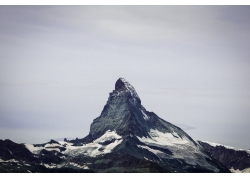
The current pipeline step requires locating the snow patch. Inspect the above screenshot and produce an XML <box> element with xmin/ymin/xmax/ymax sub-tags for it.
<box><xmin>43</xmin><ymin>163</ymin><xmax>57</xmax><ymax>169</ymax></box>
<box><xmin>64</xmin><ymin>130</ymin><xmax>123</xmax><ymax>157</ymax></box>
<box><xmin>60</xmin><ymin>156</ymin><xmax>67</xmax><ymax>159</ymax></box>
<box><xmin>44</xmin><ymin>148</ymin><xmax>61</xmax><ymax>152</ymax></box>
<box><xmin>137</xmin><ymin>129</ymin><xmax>190</xmax><ymax>146</ymax></box>
<box><xmin>138</xmin><ymin>145</ymin><xmax>163</xmax><ymax>155</ymax></box>
<box><xmin>230</xmin><ymin>167</ymin><xmax>250</xmax><ymax>173</ymax></box>
<box><xmin>141</xmin><ymin>110</ymin><xmax>149</xmax><ymax>120</ymax></box>
<box><xmin>25</xmin><ymin>141</ymin><xmax>66</xmax><ymax>154</ymax></box>
<box><xmin>202</xmin><ymin>141</ymin><xmax>250</xmax><ymax>154</ymax></box>
<box><xmin>45</xmin><ymin>143</ymin><xmax>60</xmax><ymax>148</ymax></box>
<box><xmin>0</xmin><ymin>159</ymin><xmax>19</xmax><ymax>163</ymax></box>
<box><xmin>69</xmin><ymin>162</ymin><xmax>89</xmax><ymax>169</ymax></box>
<box><xmin>25</xmin><ymin>144</ymin><xmax>44</xmax><ymax>154</ymax></box>
<box><xmin>94</xmin><ymin>130</ymin><xmax>122</xmax><ymax>144</ymax></box>
<box><xmin>7</xmin><ymin>159</ymin><xmax>19</xmax><ymax>163</ymax></box>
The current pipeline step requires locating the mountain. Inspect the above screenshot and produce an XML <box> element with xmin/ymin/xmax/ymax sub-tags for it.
<box><xmin>0</xmin><ymin>139</ymin><xmax>94</xmax><ymax>173</ymax></box>
<box><xmin>0</xmin><ymin>78</ymin><xmax>230</xmax><ymax>173</ymax></box>
<box><xmin>198</xmin><ymin>141</ymin><xmax>250</xmax><ymax>173</ymax></box>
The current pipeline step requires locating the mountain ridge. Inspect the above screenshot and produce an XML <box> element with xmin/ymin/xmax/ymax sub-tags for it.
<box><xmin>0</xmin><ymin>78</ymin><xmax>230</xmax><ymax>173</ymax></box>
<box><xmin>198</xmin><ymin>141</ymin><xmax>250</xmax><ymax>173</ymax></box>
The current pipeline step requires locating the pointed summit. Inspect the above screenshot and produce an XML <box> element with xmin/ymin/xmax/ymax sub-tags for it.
<box><xmin>113</xmin><ymin>77</ymin><xmax>140</xmax><ymax>101</ymax></box>
<box><xmin>89</xmin><ymin>77</ymin><xmax>195</xmax><ymax>140</ymax></box>
<box><xmin>115</xmin><ymin>78</ymin><xmax>129</xmax><ymax>91</ymax></box>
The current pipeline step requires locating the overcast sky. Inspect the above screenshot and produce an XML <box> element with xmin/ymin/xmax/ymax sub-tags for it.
<box><xmin>0</xmin><ymin>6</ymin><xmax>250</xmax><ymax>149</ymax></box>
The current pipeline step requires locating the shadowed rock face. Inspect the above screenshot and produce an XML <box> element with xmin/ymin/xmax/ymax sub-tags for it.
<box><xmin>89</xmin><ymin>78</ymin><xmax>141</xmax><ymax>139</ymax></box>
<box><xmin>89</xmin><ymin>78</ymin><xmax>196</xmax><ymax>142</ymax></box>
<box><xmin>115</xmin><ymin>78</ymin><xmax>128</xmax><ymax>91</ymax></box>
<box><xmin>198</xmin><ymin>141</ymin><xmax>250</xmax><ymax>172</ymax></box>
<box><xmin>0</xmin><ymin>139</ymin><xmax>35</xmax><ymax>161</ymax></box>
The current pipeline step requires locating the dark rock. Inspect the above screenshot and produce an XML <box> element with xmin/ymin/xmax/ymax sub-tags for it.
<box><xmin>0</xmin><ymin>139</ymin><xmax>37</xmax><ymax>162</ymax></box>
<box><xmin>48</xmin><ymin>139</ymin><xmax>60</xmax><ymax>145</ymax></box>
<box><xmin>198</xmin><ymin>141</ymin><xmax>250</xmax><ymax>171</ymax></box>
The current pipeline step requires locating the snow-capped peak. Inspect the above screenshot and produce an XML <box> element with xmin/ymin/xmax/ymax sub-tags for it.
<box><xmin>114</xmin><ymin>77</ymin><xmax>140</xmax><ymax>100</ymax></box>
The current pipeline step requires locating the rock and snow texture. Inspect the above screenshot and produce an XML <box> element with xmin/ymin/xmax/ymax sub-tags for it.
<box><xmin>89</xmin><ymin>77</ymin><xmax>149</xmax><ymax>139</ymax></box>
<box><xmin>137</xmin><ymin>129</ymin><xmax>192</xmax><ymax>146</ymax></box>
<box><xmin>136</xmin><ymin>129</ymin><xmax>220</xmax><ymax>172</ymax></box>
<box><xmin>63</xmin><ymin>130</ymin><xmax>122</xmax><ymax>157</ymax></box>
<box><xmin>25</xmin><ymin>144</ymin><xmax>47</xmax><ymax>154</ymax></box>
<box><xmin>201</xmin><ymin>141</ymin><xmax>250</xmax><ymax>154</ymax></box>
<box><xmin>198</xmin><ymin>141</ymin><xmax>250</xmax><ymax>173</ymax></box>
<box><xmin>25</xmin><ymin>142</ymin><xmax>66</xmax><ymax>154</ymax></box>
<box><xmin>90</xmin><ymin>78</ymin><xmax>198</xmax><ymax>142</ymax></box>
<box><xmin>2</xmin><ymin>130</ymin><xmax>122</xmax><ymax>171</ymax></box>
<box><xmin>83</xmin><ymin>78</ymin><xmax>229</xmax><ymax>172</ymax></box>
<box><xmin>0</xmin><ymin>78</ymin><xmax>232</xmax><ymax>172</ymax></box>
<box><xmin>23</xmin><ymin>131</ymin><xmax>123</xmax><ymax>169</ymax></box>
<box><xmin>114</xmin><ymin>77</ymin><xmax>140</xmax><ymax>100</ymax></box>
<box><xmin>230</xmin><ymin>167</ymin><xmax>250</xmax><ymax>173</ymax></box>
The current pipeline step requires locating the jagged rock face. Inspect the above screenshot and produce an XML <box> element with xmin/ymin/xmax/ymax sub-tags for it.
<box><xmin>198</xmin><ymin>141</ymin><xmax>250</xmax><ymax>172</ymax></box>
<box><xmin>90</xmin><ymin>78</ymin><xmax>142</xmax><ymax>139</ymax></box>
<box><xmin>86</xmin><ymin>78</ymin><xmax>230</xmax><ymax>172</ymax></box>
<box><xmin>90</xmin><ymin>78</ymin><xmax>196</xmax><ymax>144</ymax></box>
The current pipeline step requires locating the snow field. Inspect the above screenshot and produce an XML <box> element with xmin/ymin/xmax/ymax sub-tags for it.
<box><xmin>64</xmin><ymin>130</ymin><xmax>123</xmax><ymax>157</ymax></box>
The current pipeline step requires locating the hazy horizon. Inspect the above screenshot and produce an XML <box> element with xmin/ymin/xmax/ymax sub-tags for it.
<box><xmin>1</xmin><ymin>6</ymin><xmax>250</xmax><ymax>150</ymax></box>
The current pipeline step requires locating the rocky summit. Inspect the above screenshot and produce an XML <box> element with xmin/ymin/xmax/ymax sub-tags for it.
<box><xmin>0</xmin><ymin>78</ymin><xmax>230</xmax><ymax>173</ymax></box>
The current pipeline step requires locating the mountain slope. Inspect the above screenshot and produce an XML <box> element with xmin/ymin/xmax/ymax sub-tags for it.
<box><xmin>0</xmin><ymin>78</ymin><xmax>230</xmax><ymax>173</ymax></box>
<box><xmin>198</xmin><ymin>141</ymin><xmax>250</xmax><ymax>173</ymax></box>
<box><xmin>71</xmin><ymin>78</ymin><xmax>229</xmax><ymax>172</ymax></box>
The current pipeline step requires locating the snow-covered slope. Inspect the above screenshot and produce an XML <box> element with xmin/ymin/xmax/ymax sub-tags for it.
<box><xmin>198</xmin><ymin>141</ymin><xmax>250</xmax><ymax>173</ymax></box>
<box><xmin>63</xmin><ymin>130</ymin><xmax>122</xmax><ymax>157</ymax></box>
<box><xmin>21</xmin><ymin>130</ymin><xmax>123</xmax><ymax>170</ymax></box>
<box><xmin>135</xmin><ymin>129</ymin><xmax>222</xmax><ymax>172</ymax></box>
<box><xmin>25</xmin><ymin>130</ymin><xmax>122</xmax><ymax>158</ymax></box>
